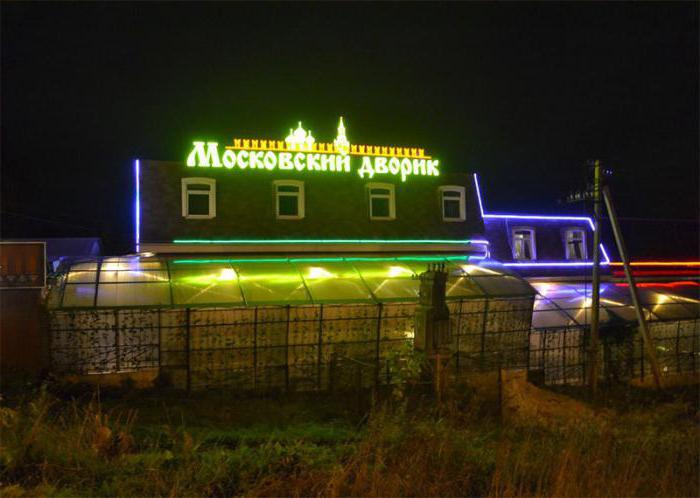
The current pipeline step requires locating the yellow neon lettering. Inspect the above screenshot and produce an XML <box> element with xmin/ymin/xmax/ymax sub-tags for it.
<box><xmin>375</xmin><ymin>157</ymin><xmax>388</xmax><ymax>174</ymax></box>
<box><xmin>400</xmin><ymin>158</ymin><xmax>412</xmax><ymax>182</ymax></box>
<box><xmin>413</xmin><ymin>159</ymin><xmax>426</xmax><ymax>175</ymax></box>
<box><xmin>237</xmin><ymin>150</ymin><xmax>249</xmax><ymax>169</ymax></box>
<box><xmin>279</xmin><ymin>152</ymin><xmax>293</xmax><ymax>170</ymax></box>
<box><xmin>294</xmin><ymin>153</ymin><xmax>306</xmax><ymax>171</ymax></box>
<box><xmin>427</xmin><ymin>159</ymin><xmax>440</xmax><ymax>176</ymax></box>
<box><xmin>307</xmin><ymin>153</ymin><xmax>321</xmax><ymax>171</ymax></box>
<box><xmin>263</xmin><ymin>151</ymin><xmax>276</xmax><ymax>170</ymax></box>
<box><xmin>388</xmin><ymin>157</ymin><xmax>400</xmax><ymax>175</ymax></box>
<box><xmin>358</xmin><ymin>157</ymin><xmax>375</xmax><ymax>179</ymax></box>
<box><xmin>222</xmin><ymin>150</ymin><xmax>236</xmax><ymax>169</ymax></box>
<box><xmin>249</xmin><ymin>151</ymin><xmax>264</xmax><ymax>169</ymax></box>
<box><xmin>336</xmin><ymin>154</ymin><xmax>350</xmax><ymax>172</ymax></box>
<box><xmin>187</xmin><ymin>141</ymin><xmax>221</xmax><ymax>167</ymax></box>
<box><xmin>320</xmin><ymin>155</ymin><xmax>334</xmax><ymax>171</ymax></box>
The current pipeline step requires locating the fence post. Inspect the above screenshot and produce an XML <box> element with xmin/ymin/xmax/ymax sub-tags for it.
<box><xmin>480</xmin><ymin>299</ymin><xmax>490</xmax><ymax>370</ymax></box>
<box><xmin>640</xmin><ymin>331</ymin><xmax>645</xmax><ymax>382</ymax></box>
<box><xmin>253</xmin><ymin>306</ymin><xmax>258</xmax><ymax>391</ymax></box>
<box><xmin>329</xmin><ymin>352</ymin><xmax>336</xmax><ymax>393</ymax></box>
<box><xmin>185</xmin><ymin>307</ymin><xmax>191</xmax><ymax>393</ymax></box>
<box><xmin>114</xmin><ymin>309</ymin><xmax>120</xmax><ymax>373</ymax></box>
<box><xmin>157</xmin><ymin>308</ymin><xmax>162</xmax><ymax>377</ymax></box>
<box><xmin>285</xmin><ymin>305</ymin><xmax>290</xmax><ymax>392</ymax></box>
<box><xmin>676</xmin><ymin>321</ymin><xmax>681</xmax><ymax>374</ymax></box>
<box><xmin>455</xmin><ymin>299</ymin><xmax>463</xmax><ymax>375</ymax></box>
<box><xmin>375</xmin><ymin>303</ymin><xmax>383</xmax><ymax>389</ymax></box>
<box><xmin>317</xmin><ymin>304</ymin><xmax>324</xmax><ymax>390</ymax></box>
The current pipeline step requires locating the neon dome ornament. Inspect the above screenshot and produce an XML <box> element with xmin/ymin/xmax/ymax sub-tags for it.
<box><xmin>333</xmin><ymin>117</ymin><xmax>350</xmax><ymax>156</ymax></box>
<box><xmin>285</xmin><ymin>122</ymin><xmax>315</xmax><ymax>151</ymax></box>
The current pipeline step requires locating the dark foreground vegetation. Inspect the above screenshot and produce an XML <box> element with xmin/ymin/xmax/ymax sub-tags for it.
<box><xmin>0</xmin><ymin>375</ymin><xmax>698</xmax><ymax>498</ymax></box>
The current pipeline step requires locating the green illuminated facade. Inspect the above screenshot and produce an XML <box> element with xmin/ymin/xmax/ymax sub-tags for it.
<box><xmin>139</xmin><ymin>155</ymin><xmax>485</xmax><ymax>255</ymax></box>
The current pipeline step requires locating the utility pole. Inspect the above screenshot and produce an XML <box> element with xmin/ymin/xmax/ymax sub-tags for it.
<box><xmin>603</xmin><ymin>186</ymin><xmax>663</xmax><ymax>388</ymax></box>
<box><xmin>587</xmin><ymin>160</ymin><xmax>602</xmax><ymax>394</ymax></box>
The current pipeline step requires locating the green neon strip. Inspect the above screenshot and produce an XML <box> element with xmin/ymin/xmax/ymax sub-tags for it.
<box><xmin>173</xmin><ymin>239</ymin><xmax>486</xmax><ymax>245</ymax></box>
<box><xmin>171</xmin><ymin>255</ymin><xmax>474</xmax><ymax>265</ymax></box>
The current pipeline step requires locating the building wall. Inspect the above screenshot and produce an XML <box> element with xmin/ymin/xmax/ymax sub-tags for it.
<box><xmin>0</xmin><ymin>290</ymin><xmax>45</xmax><ymax>373</ymax></box>
<box><xmin>484</xmin><ymin>218</ymin><xmax>594</xmax><ymax>263</ymax></box>
<box><xmin>139</xmin><ymin>160</ymin><xmax>484</xmax><ymax>244</ymax></box>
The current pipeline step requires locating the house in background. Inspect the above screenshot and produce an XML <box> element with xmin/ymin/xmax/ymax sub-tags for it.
<box><xmin>472</xmin><ymin>174</ymin><xmax>610</xmax><ymax>279</ymax></box>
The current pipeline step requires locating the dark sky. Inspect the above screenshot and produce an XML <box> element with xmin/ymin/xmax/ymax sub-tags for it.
<box><xmin>2</xmin><ymin>2</ymin><xmax>698</xmax><ymax>253</ymax></box>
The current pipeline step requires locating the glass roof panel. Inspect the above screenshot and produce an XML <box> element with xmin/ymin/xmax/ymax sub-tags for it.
<box><xmin>471</xmin><ymin>275</ymin><xmax>535</xmax><ymax>297</ymax></box>
<box><xmin>445</xmin><ymin>275</ymin><xmax>484</xmax><ymax>299</ymax></box>
<box><xmin>66</xmin><ymin>270</ymin><xmax>98</xmax><ymax>283</ymax></box>
<box><xmin>69</xmin><ymin>261</ymin><xmax>98</xmax><ymax>271</ymax></box>
<box><xmin>97</xmin><ymin>282</ymin><xmax>171</xmax><ymax>307</ymax></box>
<box><xmin>62</xmin><ymin>283</ymin><xmax>96</xmax><ymax>307</ymax></box>
<box><xmin>532</xmin><ymin>297</ymin><xmax>578</xmax><ymax>327</ymax></box>
<box><xmin>170</xmin><ymin>264</ymin><xmax>244</xmax><ymax>305</ymax></box>
<box><xmin>294</xmin><ymin>261</ymin><xmax>374</xmax><ymax>303</ymax></box>
<box><xmin>234</xmin><ymin>262</ymin><xmax>311</xmax><ymax>305</ymax></box>
<box><xmin>99</xmin><ymin>269</ymin><xmax>169</xmax><ymax>283</ymax></box>
<box><xmin>101</xmin><ymin>257</ymin><xmax>165</xmax><ymax>271</ymax></box>
<box><xmin>351</xmin><ymin>261</ymin><xmax>419</xmax><ymax>301</ymax></box>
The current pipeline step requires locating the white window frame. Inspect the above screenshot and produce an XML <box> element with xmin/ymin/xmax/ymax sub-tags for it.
<box><xmin>511</xmin><ymin>227</ymin><xmax>537</xmax><ymax>261</ymax></box>
<box><xmin>367</xmin><ymin>183</ymin><xmax>396</xmax><ymax>220</ymax></box>
<box><xmin>273</xmin><ymin>180</ymin><xmax>305</xmax><ymax>220</ymax></box>
<box><xmin>439</xmin><ymin>185</ymin><xmax>466</xmax><ymax>222</ymax></box>
<box><xmin>565</xmin><ymin>228</ymin><xmax>587</xmax><ymax>260</ymax></box>
<box><xmin>181</xmin><ymin>177</ymin><xmax>216</xmax><ymax>219</ymax></box>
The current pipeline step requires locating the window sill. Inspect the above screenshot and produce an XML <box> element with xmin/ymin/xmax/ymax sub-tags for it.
<box><xmin>183</xmin><ymin>215</ymin><xmax>216</xmax><ymax>220</ymax></box>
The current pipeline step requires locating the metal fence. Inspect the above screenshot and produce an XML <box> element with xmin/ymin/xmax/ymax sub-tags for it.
<box><xmin>529</xmin><ymin>319</ymin><xmax>700</xmax><ymax>385</ymax></box>
<box><xmin>49</xmin><ymin>296</ymin><xmax>535</xmax><ymax>391</ymax></box>
<box><xmin>48</xmin><ymin>301</ymin><xmax>698</xmax><ymax>391</ymax></box>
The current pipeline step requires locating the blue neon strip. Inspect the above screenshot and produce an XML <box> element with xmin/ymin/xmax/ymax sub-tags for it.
<box><xmin>473</xmin><ymin>172</ymin><xmax>612</xmax><ymax>266</ymax></box>
<box><xmin>473</xmin><ymin>173</ymin><xmax>486</xmax><ymax>217</ymax></box>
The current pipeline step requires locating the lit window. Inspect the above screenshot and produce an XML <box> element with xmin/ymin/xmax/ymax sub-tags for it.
<box><xmin>274</xmin><ymin>180</ymin><xmax>305</xmax><ymax>219</ymax></box>
<box><xmin>512</xmin><ymin>228</ymin><xmax>536</xmax><ymax>260</ymax></box>
<box><xmin>367</xmin><ymin>183</ymin><xmax>396</xmax><ymax>220</ymax></box>
<box><xmin>181</xmin><ymin>178</ymin><xmax>216</xmax><ymax>219</ymax></box>
<box><xmin>439</xmin><ymin>186</ymin><xmax>466</xmax><ymax>221</ymax></box>
<box><xmin>565</xmin><ymin>229</ymin><xmax>587</xmax><ymax>260</ymax></box>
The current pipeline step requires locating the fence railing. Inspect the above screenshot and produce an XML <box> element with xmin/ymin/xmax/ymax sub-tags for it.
<box><xmin>48</xmin><ymin>302</ymin><xmax>698</xmax><ymax>391</ymax></box>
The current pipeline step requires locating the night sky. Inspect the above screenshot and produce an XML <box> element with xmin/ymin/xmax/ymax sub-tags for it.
<box><xmin>2</xmin><ymin>3</ymin><xmax>698</xmax><ymax>254</ymax></box>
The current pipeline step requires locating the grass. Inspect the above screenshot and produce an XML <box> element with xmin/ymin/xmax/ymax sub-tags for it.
<box><xmin>0</xmin><ymin>377</ymin><xmax>698</xmax><ymax>497</ymax></box>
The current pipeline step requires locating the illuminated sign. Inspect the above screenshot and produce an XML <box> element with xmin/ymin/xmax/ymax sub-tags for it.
<box><xmin>186</xmin><ymin>118</ymin><xmax>439</xmax><ymax>182</ymax></box>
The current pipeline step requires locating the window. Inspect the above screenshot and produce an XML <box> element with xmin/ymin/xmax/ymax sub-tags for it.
<box><xmin>367</xmin><ymin>183</ymin><xmax>396</xmax><ymax>220</ymax></box>
<box><xmin>439</xmin><ymin>186</ymin><xmax>466</xmax><ymax>221</ymax></box>
<box><xmin>512</xmin><ymin>228</ymin><xmax>536</xmax><ymax>261</ymax></box>
<box><xmin>181</xmin><ymin>178</ymin><xmax>216</xmax><ymax>219</ymax></box>
<box><xmin>565</xmin><ymin>228</ymin><xmax>587</xmax><ymax>260</ymax></box>
<box><xmin>274</xmin><ymin>180</ymin><xmax>305</xmax><ymax>219</ymax></box>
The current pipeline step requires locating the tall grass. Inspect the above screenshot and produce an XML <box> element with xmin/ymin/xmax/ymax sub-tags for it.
<box><xmin>1</xmin><ymin>384</ymin><xmax>698</xmax><ymax>497</ymax></box>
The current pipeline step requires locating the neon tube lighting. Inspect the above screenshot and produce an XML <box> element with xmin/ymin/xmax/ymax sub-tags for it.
<box><xmin>171</xmin><ymin>254</ymin><xmax>481</xmax><ymax>265</ymax></box>
<box><xmin>173</xmin><ymin>238</ymin><xmax>490</xmax><ymax>245</ymax></box>
<box><xmin>473</xmin><ymin>173</ymin><xmax>485</xmax><ymax>217</ymax></box>
<box><xmin>502</xmin><ymin>261</ymin><xmax>611</xmax><ymax>268</ymax></box>
<box><xmin>473</xmin><ymin>173</ymin><xmax>596</xmax><ymax>230</ymax></box>
<box><xmin>473</xmin><ymin>172</ymin><xmax>614</xmax><ymax>267</ymax></box>
<box><xmin>609</xmin><ymin>261</ymin><xmax>700</xmax><ymax>267</ymax></box>
<box><xmin>600</xmin><ymin>243</ymin><xmax>611</xmax><ymax>264</ymax></box>
<box><xmin>615</xmin><ymin>282</ymin><xmax>700</xmax><ymax>288</ymax></box>
<box><xmin>612</xmin><ymin>269</ymin><xmax>700</xmax><ymax>277</ymax></box>
<box><xmin>134</xmin><ymin>159</ymin><xmax>140</xmax><ymax>253</ymax></box>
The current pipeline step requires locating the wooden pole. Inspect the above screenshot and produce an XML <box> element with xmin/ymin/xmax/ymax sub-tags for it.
<box><xmin>588</xmin><ymin>160</ymin><xmax>602</xmax><ymax>393</ymax></box>
<box><xmin>602</xmin><ymin>185</ymin><xmax>662</xmax><ymax>388</ymax></box>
